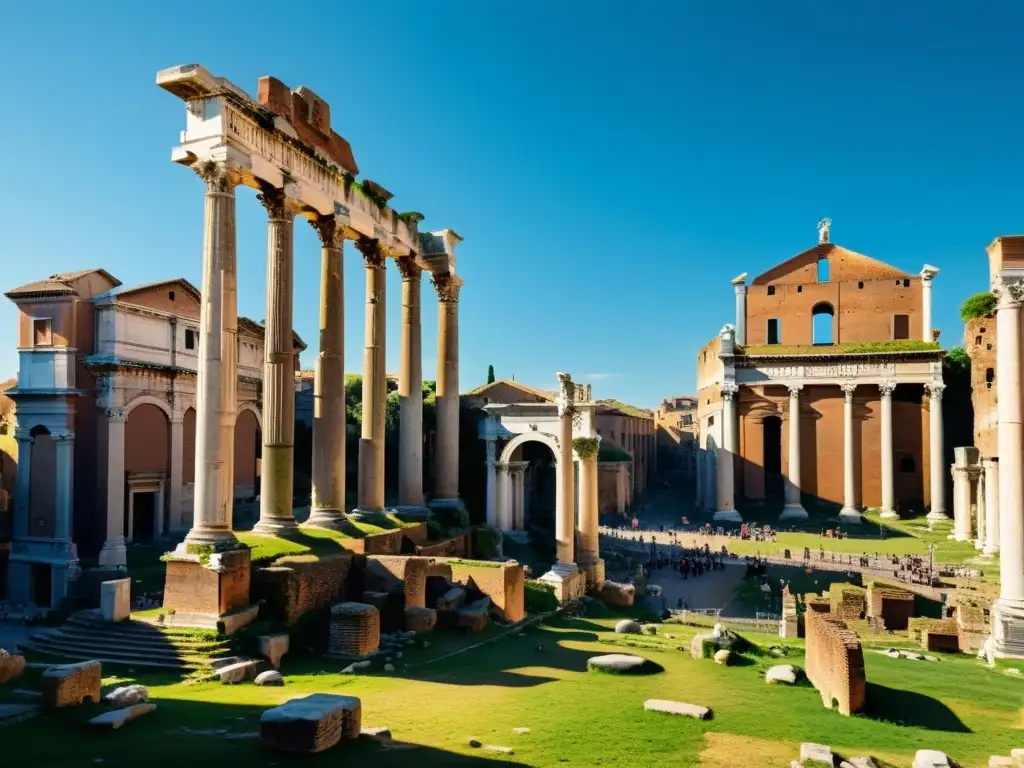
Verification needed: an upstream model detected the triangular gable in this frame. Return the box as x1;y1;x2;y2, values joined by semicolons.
464;379;555;402
116;278;201;303
752;243;911;286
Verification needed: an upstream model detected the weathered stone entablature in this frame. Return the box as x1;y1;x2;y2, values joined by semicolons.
728;351;944;389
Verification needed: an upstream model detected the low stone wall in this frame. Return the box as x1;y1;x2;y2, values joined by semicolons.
365;556;430;609
252;554;352;625
806;594;831;614
780;586;800;638
804;611;866;716
829;585;866;621
416;533;470;558
333;523;424;555
163;548;251;617
866;584;915;631
908;617;958;645
439;559;526;623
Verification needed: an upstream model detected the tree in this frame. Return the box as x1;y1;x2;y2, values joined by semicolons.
487;364;495;384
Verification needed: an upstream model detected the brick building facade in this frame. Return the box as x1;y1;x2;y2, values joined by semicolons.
696;221;946;523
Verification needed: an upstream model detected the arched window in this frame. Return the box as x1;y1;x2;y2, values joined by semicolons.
812;302;835;345
767;285;776;296
817;257;830;282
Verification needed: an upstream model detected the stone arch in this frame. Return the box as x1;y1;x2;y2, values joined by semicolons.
237;401;263;430
234;406;261;501
499;431;580;464
124;394;173;421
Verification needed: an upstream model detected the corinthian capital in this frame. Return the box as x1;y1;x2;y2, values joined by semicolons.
396;256;422;281
879;381;897;397
310;215;346;249
193;160;237;192
840;382;857;402
256;182;295;220
355;237;386;268
432;273;461;303
925;381;945;399
105;407;127;423
721;382;739;401
787;384;803;398
993;275;1024;310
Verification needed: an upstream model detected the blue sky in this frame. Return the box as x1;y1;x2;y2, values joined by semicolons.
1;1;1021;408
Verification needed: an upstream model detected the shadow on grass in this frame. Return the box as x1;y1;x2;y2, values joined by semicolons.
3;696;518;767
862;682;971;732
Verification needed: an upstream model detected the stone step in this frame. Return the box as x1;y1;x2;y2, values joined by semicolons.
24;636;219;668
22;643;197;671
52;625;229;652
67;612;221;641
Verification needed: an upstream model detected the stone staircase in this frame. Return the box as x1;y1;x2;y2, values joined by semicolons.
21;610;235;671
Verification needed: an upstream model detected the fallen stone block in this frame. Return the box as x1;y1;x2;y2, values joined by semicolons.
485;745;514;755
104;684;149;707
691;633;713;659
800;743;833;765
615;619;641;635
641;624;658;636
42;660;102;708
587;654;659;675
766;665;800;685
990;757;1013;767
405;606;437;633
643;699;711;720
599;580;635;608
218;660;261;684
713;649;731;665
258;634;290;669
0;650;27;685
88;703;156;729
1011;748;1024;766
913;750;953;768
436;587;466;612
841;758;879;768
100;578;131;623
254;670;284;687
361;726;392;741
260;694;362;753
454;598;490;634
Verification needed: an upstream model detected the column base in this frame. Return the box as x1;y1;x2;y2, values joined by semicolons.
251;517;300;536
162;546;253;635
538;561;586;605
878;509;899;519
838;507;863;523
183;526;240;547
98;537;128;567
779;504;808;521
992;599;1024;659
926;510;949;521
713;509;742;523
392;505;430;521
302;509;348;530
953;530;973;542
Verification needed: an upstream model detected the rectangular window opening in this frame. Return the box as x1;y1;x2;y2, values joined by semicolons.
767;318;781;345
185;328;197;350
33;318;53;347
893;314;910;340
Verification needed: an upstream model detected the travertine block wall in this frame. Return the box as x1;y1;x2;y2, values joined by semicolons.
866;584;915;631
365;555;430;609
804;611;866;716
829;585;867;621
251;553;351;624
415;533;470;558
441;559;525;623
162;548;251;617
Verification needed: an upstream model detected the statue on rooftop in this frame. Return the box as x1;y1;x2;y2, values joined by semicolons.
818;217;832;244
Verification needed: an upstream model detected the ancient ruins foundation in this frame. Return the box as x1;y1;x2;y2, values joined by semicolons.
804;611;866;716
866;583;916;631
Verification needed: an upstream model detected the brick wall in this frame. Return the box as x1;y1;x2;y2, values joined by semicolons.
866;584;915;631
966;315;998;458
440;558;525;622
415;533;470;558
804;610;866;716
251;553;352;624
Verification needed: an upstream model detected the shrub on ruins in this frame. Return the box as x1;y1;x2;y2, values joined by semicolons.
524;580;558;614
960;292;996;321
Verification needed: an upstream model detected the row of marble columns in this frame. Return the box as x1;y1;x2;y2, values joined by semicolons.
714;380;946;522
182;164;461;548
950;459;1000;554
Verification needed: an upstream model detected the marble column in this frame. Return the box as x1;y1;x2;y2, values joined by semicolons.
577;451;600;568
484;438;497;528
431;274;463;512
12;430;31;540
168;413;184;533
184;162;239;547
993;276;1024;657
354;239;387;515
920;266;938;342
838;383;860;522
715;383;741;522
984;459;1000;555
396;257;426;515
952;465;972;541
556;389;576;566
306;216;347;529
925;382;947;520
512;465;526;530
98;407;127;567
495;463;510;530
733;278;748;346
52;431;74;542
253;185;298;535
878;382;897;519
976;471;987;550
781;384;808;520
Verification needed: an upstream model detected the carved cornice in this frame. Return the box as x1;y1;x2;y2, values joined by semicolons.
878;381;897;397
355;237;385;268
432;273;461;303
396;256;422;281
310;216;345;249
193;160;236;192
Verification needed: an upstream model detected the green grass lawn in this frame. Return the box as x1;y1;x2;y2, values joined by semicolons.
6;609;1022;767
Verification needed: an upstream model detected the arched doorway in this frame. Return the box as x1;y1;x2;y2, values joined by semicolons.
763;415;783;503
812;302;835;345
124;402;170;543
514;440;556;535
234;406;261;503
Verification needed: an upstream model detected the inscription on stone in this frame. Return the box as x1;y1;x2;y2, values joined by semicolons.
755;362;897;380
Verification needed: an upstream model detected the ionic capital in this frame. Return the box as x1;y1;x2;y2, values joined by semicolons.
878;381;897;397
432;273;462;303
193;160;238;193
840;382;857;402
396;256;422;281
787;384;803;398
992;275;1024;310
925;381;946;400
105;407;128;423
310;215;346;249
721;382;739;401
355;237;386;268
